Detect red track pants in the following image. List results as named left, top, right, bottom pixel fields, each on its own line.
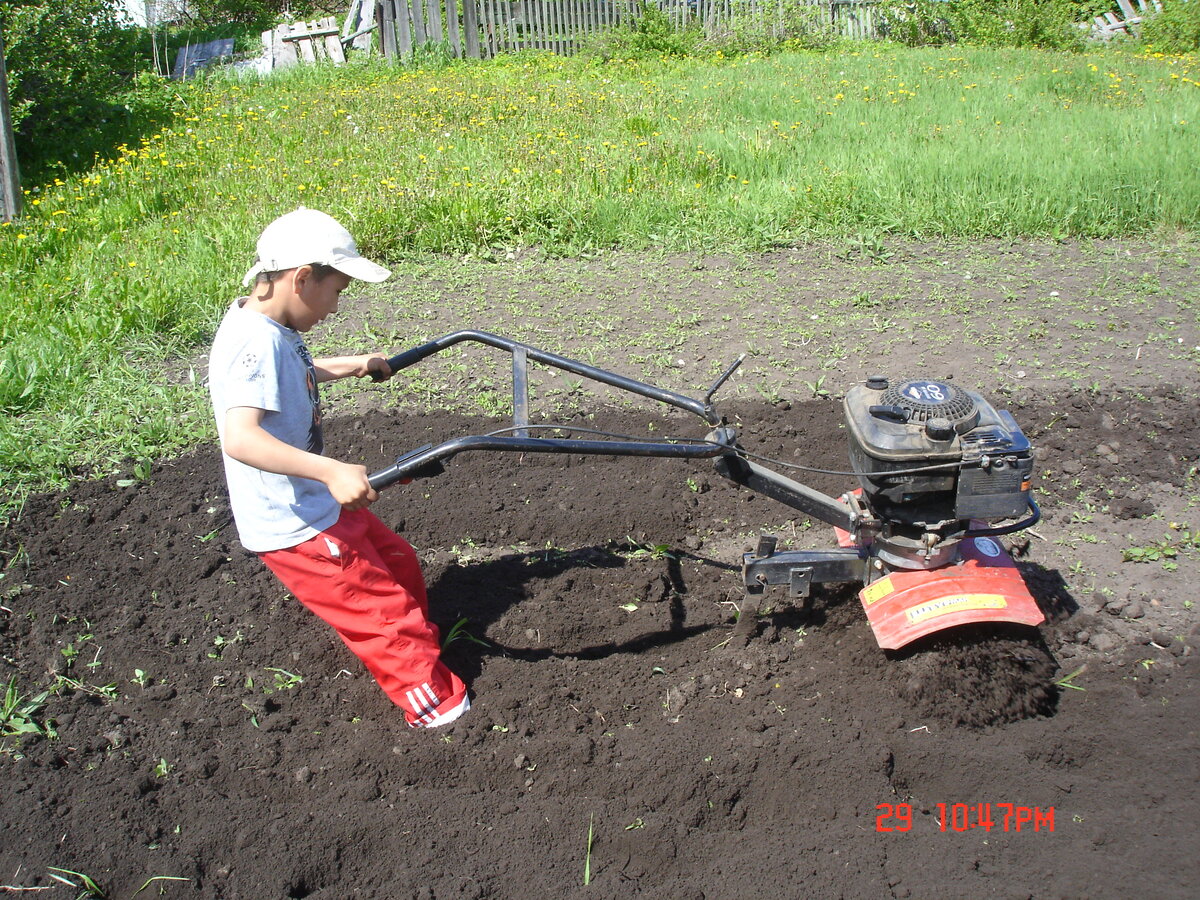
left=259, top=507, right=468, bottom=727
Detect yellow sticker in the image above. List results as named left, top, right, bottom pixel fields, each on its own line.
left=862, top=576, right=895, bottom=606
left=905, top=594, right=1007, bottom=625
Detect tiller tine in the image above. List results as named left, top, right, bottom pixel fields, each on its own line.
left=857, top=536, right=1044, bottom=651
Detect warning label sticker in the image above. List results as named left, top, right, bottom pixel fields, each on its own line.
left=905, top=594, right=1008, bottom=625
left=862, top=577, right=895, bottom=606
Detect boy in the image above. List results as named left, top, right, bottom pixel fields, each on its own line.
left=208, top=208, right=469, bottom=728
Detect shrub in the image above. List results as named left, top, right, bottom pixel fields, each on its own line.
left=2, top=1, right=143, bottom=160
left=184, top=1, right=296, bottom=29
left=709, top=0, right=840, bottom=54
left=878, top=0, right=1110, bottom=50
left=1140, top=0, right=1200, bottom=53
left=576, top=3, right=703, bottom=60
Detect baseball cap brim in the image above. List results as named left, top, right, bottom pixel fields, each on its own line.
left=331, top=255, right=391, bottom=283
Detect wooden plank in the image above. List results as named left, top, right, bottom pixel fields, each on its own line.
left=282, top=24, right=339, bottom=40
left=446, top=0, right=463, bottom=56
left=411, top=0, right=428, bottom=46
left=380, top=0, right=398, bottom=58
left=343, top=0, right=364, bottom=38
left=262, top=28, right=275, bottom=68
left=346, top=1, right=375, bottom=52
left=481, top=0, right=494, bottom=56
left=427, top=0, right=444, bottom=44
left=0, top=29, right=20, bottom=223
left=547, top=0, right=560, bottom=53
left=310, top=22, right=328, bottom=61
left=396, top=0, right=413, bottom=56
left=273, top=24, right=300, bottom=66
left=495, top=0, right=507, bottom=54
left=534, top=0, right=547, bottom=51
left=293, top=22, right=318, bottom=62
left=172, top=38, right=234, bottom=79
left=508, top=0, right=520, bottom=51
left=463, top=0, right=481, bottom=58
left=1116, top=0, right=1137, bottom=18
left=325, top=31, right=347, bottom=62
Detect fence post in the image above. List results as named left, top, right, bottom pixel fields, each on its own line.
left=379, top=0, right=398, bottom=57
left=446, top=0, right=462, bottom=56
left=463, top=0, right=481, bottom=57
left=0, top=25, right=19, bottom=222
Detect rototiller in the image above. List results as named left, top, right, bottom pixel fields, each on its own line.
left=369, top=331, right=1043, bottom=650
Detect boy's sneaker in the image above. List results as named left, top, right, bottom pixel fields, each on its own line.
left=411, top=693, right=470, bottom=728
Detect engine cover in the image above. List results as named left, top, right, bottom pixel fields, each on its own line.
left=844, top=376, right=1034, bottom=527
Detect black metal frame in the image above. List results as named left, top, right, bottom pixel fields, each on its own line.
left=367, top=330, right=745, bottom=490
left=363, top=331, right=1037, bottom=623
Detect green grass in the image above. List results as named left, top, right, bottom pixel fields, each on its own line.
left=1, top=46, right=1198, bottom=505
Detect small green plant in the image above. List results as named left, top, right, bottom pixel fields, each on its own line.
left=60, top=632, right=95, bottom=669
left=1122, top=541, right=1176, bottom=564
left=1055, top=666, right=1087, bottom=692
left=441, top=617, right=490, bottom=650
left=2, top=677, right=53, bottom=748
left=115, top=459, right=153, bottom=488
left=50, top=676, right=117, bottom=701
left=240, top=702, right=260, bottom=728
left=153, top=758, right=172, bottom=778
left=131, top=876, right=192, bottom=897
left=265, top=667, right=303, bottom=691
left=583, top=812, right=596, bottom=886
left=207, top=630, right=245, bottom=659
left=623, top=538, right=677, bottom=561
left=841, top=231, right=893, bottom=262
left=47, top=865, right=106, bottom=898
left=804, top=375, right=830, bottom=399
left=131, top=669, right=150, bottom=688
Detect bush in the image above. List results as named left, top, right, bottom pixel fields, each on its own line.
left=185, top=1, right=322, bottom=29
left=879, top=0, right=1110, bottom=50
left=576, top=3, right=703, bottom=60
left=2, top=1, right=143, bottom=158
left=1141, top=0, right=1200, bottom=53
left=710, top=0, right=840, bottom=54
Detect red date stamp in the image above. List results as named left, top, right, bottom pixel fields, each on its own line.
left=876, top=802, right=1055, bottom=833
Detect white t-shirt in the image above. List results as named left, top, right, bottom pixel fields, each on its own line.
left=208, top=299, right=340, bottom=552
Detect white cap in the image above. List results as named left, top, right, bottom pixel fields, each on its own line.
left=242, top=208, right=391, bottom=286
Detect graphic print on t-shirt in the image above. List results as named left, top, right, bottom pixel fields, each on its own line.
left=294, top=342, right=324, bottom=454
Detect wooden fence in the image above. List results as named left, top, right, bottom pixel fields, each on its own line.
left=373, top=0, right=881, bottom=60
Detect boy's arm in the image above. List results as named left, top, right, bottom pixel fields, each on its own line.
left=222, top=406, right=378, bottom=509
left=312, top=354, right=392, bottom=384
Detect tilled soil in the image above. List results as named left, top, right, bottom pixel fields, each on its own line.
left=2, top=386, right=1198, bottom=899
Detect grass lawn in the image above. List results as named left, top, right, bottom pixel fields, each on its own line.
left=1, top=45, right=1197, bottom=508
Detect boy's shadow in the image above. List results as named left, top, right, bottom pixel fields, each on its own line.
left=426, top=544, right=738, bottom=683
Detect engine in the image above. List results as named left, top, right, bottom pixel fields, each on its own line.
left=843, top=376, right=1035, bottom=540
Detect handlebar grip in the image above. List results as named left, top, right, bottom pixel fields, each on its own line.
left=372, top=342, right=446, bottom=382
left=368, top=446, right=446, bottom=491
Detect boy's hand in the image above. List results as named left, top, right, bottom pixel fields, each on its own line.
left=312, top=354, right=392, bottom=383
left=324, top=461, right=379, bottom=510
left=365, top=355, right=392, bottom=381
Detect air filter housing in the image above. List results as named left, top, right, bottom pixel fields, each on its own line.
left=844, top=376, right=1034, bottom=527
